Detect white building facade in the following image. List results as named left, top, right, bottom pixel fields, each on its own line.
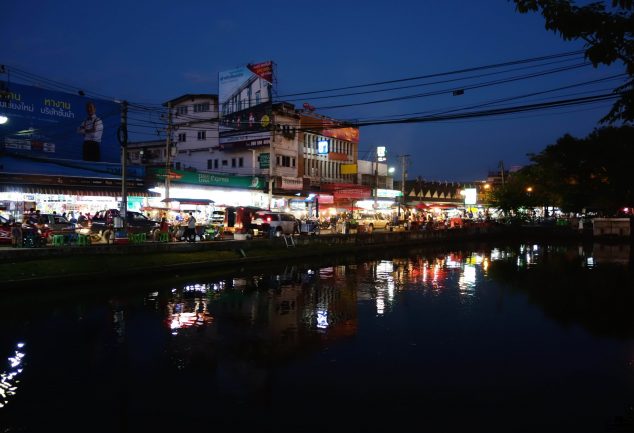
left=165, top=94, right=220, bottom=172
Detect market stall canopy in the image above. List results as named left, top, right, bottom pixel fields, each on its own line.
left=0, top=183, right=157, bottom=197
left=165, top=198, right=215, bottom=206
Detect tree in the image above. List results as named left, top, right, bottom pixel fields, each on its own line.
left=491, top=169, right=544, bottom=220
left=513, top=0, right=634, bottom=123
left=505, top=126, right=634, bottom=214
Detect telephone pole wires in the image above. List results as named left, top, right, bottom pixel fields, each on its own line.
left=165, top=102, right=173, bottom=204
left=398, top=154, right=410, bottom=217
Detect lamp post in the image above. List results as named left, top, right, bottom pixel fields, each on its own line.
left=374, top=157, right=378, bottom=210
left=375, top=146, right=387, bottom=211
left=526, top=186, right=534, bottom=221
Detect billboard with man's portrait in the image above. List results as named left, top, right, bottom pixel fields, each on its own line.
left=0, top=82, right=121, bottom=164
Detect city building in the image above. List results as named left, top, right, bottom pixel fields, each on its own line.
left=165, top=94, right=220, bottom=172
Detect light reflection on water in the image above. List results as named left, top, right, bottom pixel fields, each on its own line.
left=0, top=342, right=25, bottom=408
left=2, top=243, right=633, bottom=432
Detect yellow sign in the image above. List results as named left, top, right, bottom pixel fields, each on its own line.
left=340, top=164, right=358, bottom=174
left=260, top=114, right=270, bottom=128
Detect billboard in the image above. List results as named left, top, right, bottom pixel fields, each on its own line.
left=0, top=82, right=121, bottom=163
left=219, top=61, right=273, bottom=134
left=301, top=114, right=359, bottom=144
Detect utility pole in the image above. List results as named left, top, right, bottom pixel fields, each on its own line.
left=165, top=102, right=173, bottom=204
left=398, top=154, right=409, bottom=218
left=119, top=101, right=128, bottom=227
left=268, top=120, right=275, bottom=211
left=374, top=149, right=379, bottom=211
left=499, top=160, right=505, bottom=187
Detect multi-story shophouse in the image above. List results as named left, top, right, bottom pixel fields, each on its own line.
left=217, top=101, right=302, bottom=209
left=166, top=94, right=219, bottom=172
left=128, top=94, right=219, bottom=171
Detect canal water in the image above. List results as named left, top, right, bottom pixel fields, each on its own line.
left=1, top=242, right=633, bottom=433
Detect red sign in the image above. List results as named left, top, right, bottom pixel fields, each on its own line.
left=321, top=126, right=359, bottom=144
left=317, top=194, right=334, bottom=204
left=328, top=152, right=348, bottom=161
left=247, top=61, right=273, bottom=83
left=333, top=188, right=371, bottom=199
left=321, top=183, right=371, bottom=200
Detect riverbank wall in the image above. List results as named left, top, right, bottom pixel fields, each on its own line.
left=0, top=225, right=610, bottom=289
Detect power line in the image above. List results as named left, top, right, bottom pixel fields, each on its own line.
left=315, top=62, right=592, bottom=110
left=354, top=73, right=627, bottom=122
left=276, top=50, right=585, bottom=97
left=355, top=93, right=621, bottom=127
left=279, top=56, right=586, bottom=103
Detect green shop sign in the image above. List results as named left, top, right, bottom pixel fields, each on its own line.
left=152, top=168, right=265, bottom=189
left=259, top=153, right=270, bottom=169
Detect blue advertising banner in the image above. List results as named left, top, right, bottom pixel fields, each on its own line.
left=0, top=82, right=121, bottom=163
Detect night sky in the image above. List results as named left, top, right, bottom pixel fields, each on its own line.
left=2, top=0, right=627, bottom=181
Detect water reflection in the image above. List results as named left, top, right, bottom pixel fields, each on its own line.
left=0, top=342, right=25, bottom=408
left=2, top=243, right=634, bottom=432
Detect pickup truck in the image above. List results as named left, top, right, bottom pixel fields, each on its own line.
left=356, top=213, right=392, bottom=233
left=89, top=209, right=160, bottom=243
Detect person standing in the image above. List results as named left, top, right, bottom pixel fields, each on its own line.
left=77, top=101, right=103, bottom=161
left=186, top=212, right=197, bottom=242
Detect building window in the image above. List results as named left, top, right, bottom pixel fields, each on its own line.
left=177, top=106, right=188, bottom=115
left=207, top=159, right=213, bottom=169
left=222, top=160, right=228, bottom=166
left=178, top=133, right=186, bottom=142
left=194, top=103, right=210, bottom=113
left=197, top=130, right=206, bottom=140
left=214, top=159, right=219, bottom=169
left=255, top=90, right=261, bottom=105
left=231, top=158, right=236, bottom=168
left=292, top=157, right=296, bottom=168
left=239, top=157, right=244, bottom=167
left=277, top=155, right=292, bottom=167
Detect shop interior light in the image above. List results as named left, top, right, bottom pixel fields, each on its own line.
left=0, top=115, right=8, bottom=125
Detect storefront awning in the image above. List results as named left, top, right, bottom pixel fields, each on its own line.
left=0, top=184, right=158, bottom=197
left=168, top=198, right=215, bottom=205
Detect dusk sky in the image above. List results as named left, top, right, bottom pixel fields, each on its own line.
left=2, top=0, right=627, bottom=181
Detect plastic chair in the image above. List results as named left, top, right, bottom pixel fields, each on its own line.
left=77, top=234, right=90, bottom=246
left=52, top=234, right=65, bottom=247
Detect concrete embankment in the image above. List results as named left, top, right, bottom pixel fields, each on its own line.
left=0, top=225, right=583, bottom=289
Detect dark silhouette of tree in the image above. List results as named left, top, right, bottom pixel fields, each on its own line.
left=494, top=126, right=634, bottom=214
left=513, top=0, right=633, bottom=123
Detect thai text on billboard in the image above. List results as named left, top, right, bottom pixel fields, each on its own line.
left=0, top=82, right=121, bottom=163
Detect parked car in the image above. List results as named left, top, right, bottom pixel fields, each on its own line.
left=250, top=211, right=299, bottom=236
left=356, top=213, right=392, bottom=233
left=0, top=214, right=45, bottom=247
left=0, top=214, right=13, bottom=244
left=90, top=209, right=160, bottom=243
left=26, top=213, right=76, bottom=240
